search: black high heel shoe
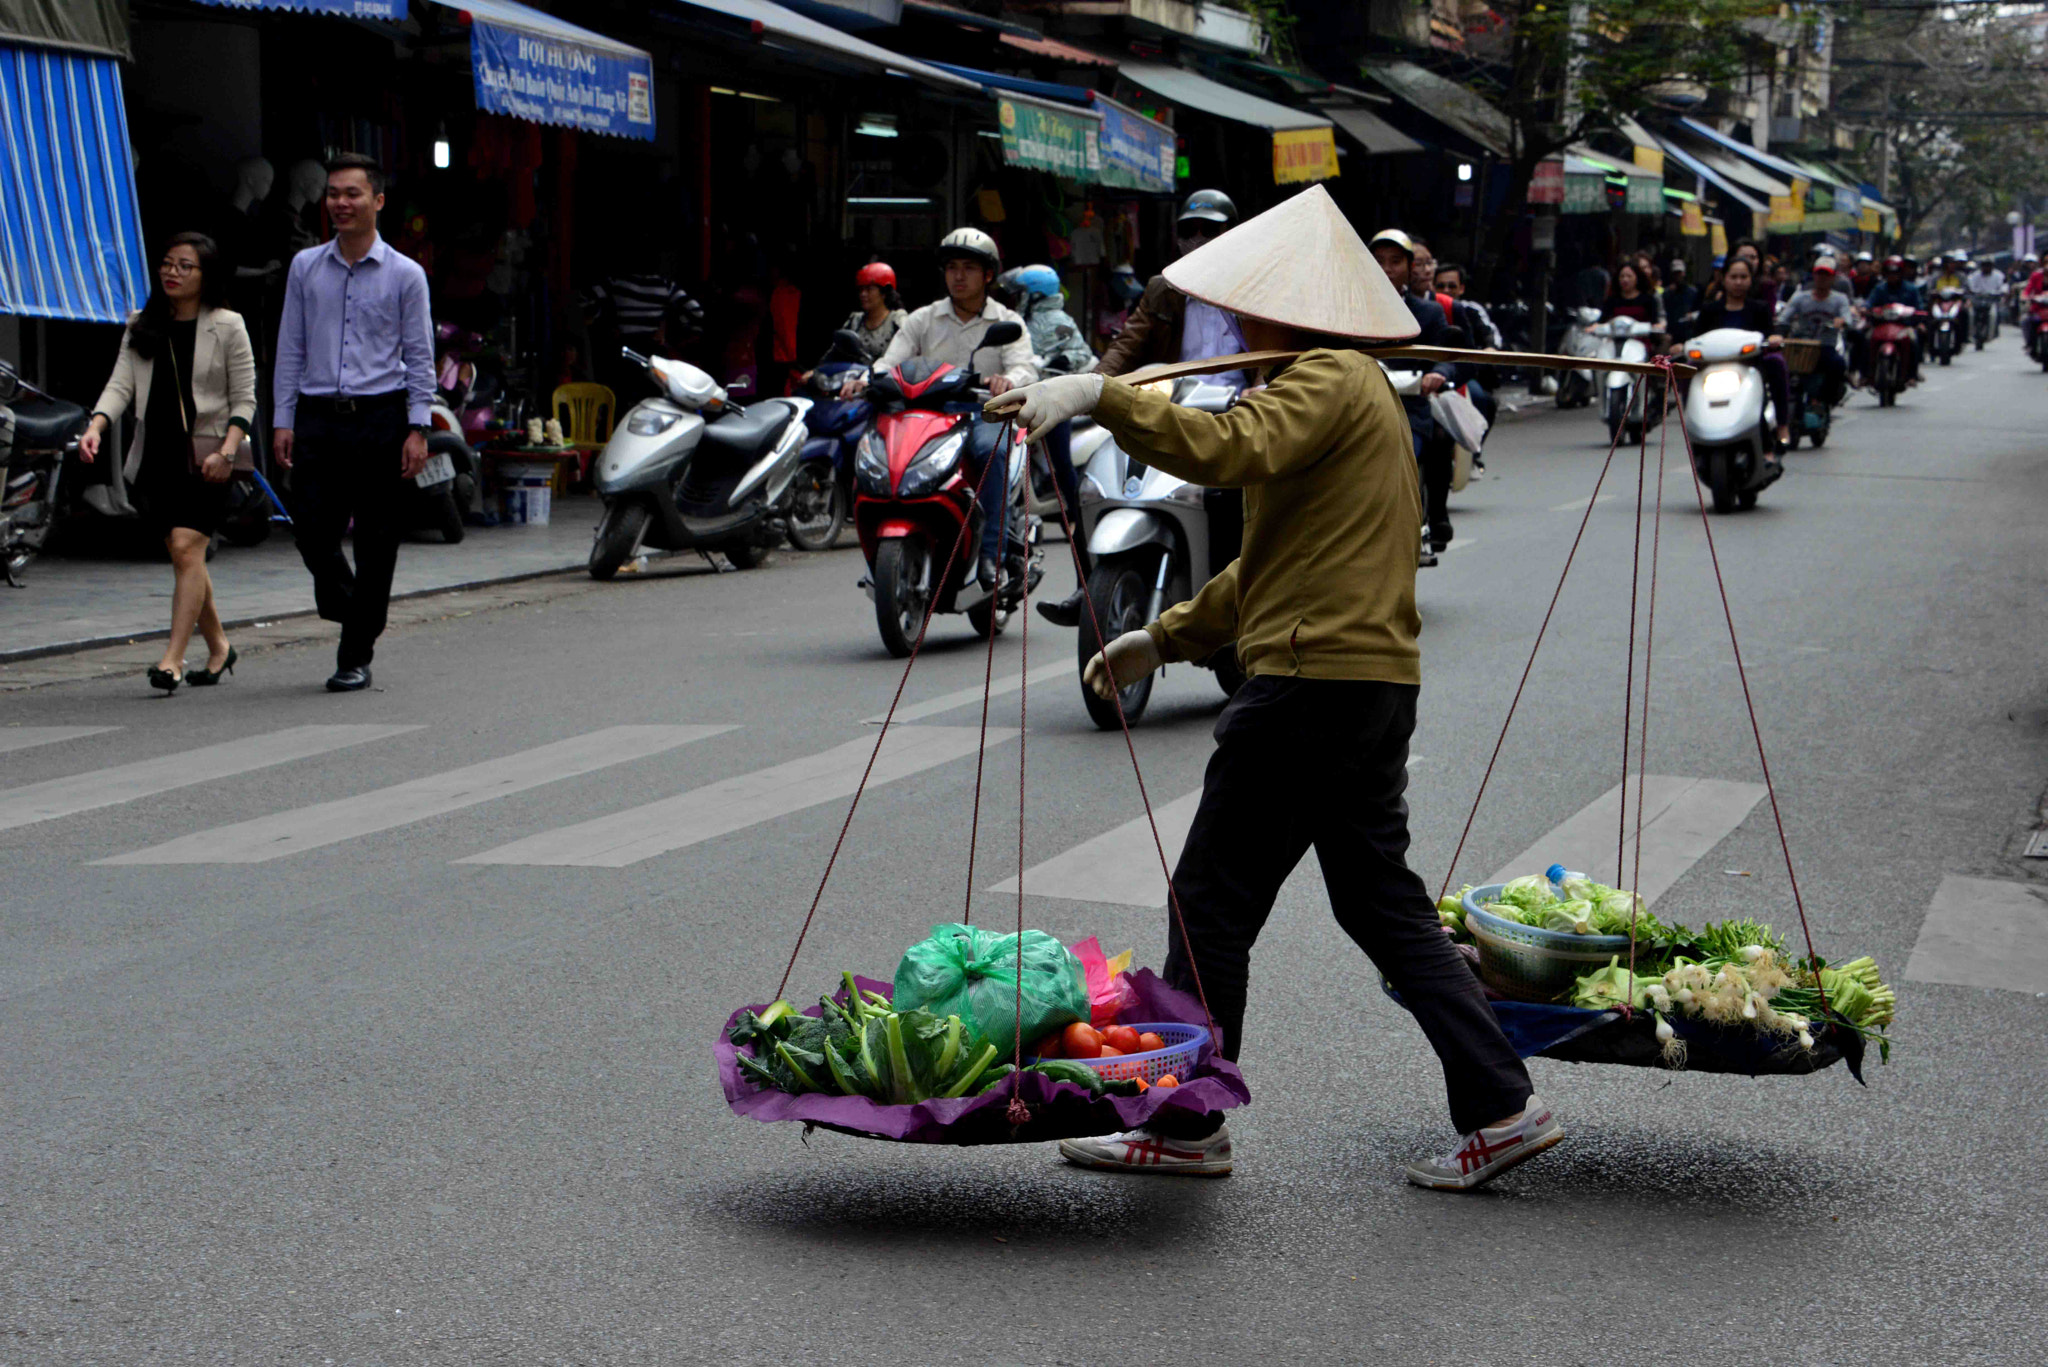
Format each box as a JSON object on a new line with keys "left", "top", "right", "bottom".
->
{"left": 147, "top": 666, "right": 183, "bottom": 694}
{"left": 187, "top": 646, "right": 238, "bottom": 686}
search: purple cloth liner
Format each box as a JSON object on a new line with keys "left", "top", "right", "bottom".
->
{"left": 717, "top": 970, "right": 1251, "bottom": 1146}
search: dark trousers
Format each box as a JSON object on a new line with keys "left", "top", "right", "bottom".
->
{"left": 966, "top": 416, "right": 1011, "bottom": 562}
{"left": 1161, "top": 677, "right": 1532, "bottom": 1137}
{"left": 1413, "top": 429, "right": 1453, "bottom": 546}
{"left": 291, "top": 396, "right": 409, "bottom": 670}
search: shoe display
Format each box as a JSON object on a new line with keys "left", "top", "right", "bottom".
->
{"left": 326, "top": 665, "right": 373, "bottom": 692}
{"left": 1405, "top": 1096, "right": 1563, "bottom": 1191}
{"left": 1060, "top": 1123, "right": 1233, "bottom": 1176}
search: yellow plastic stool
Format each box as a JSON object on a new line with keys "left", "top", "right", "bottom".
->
{"left": 551, "top": 383, "right": 616, "bottom": 447}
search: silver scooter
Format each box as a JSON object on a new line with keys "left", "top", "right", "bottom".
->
{"left": 588, "top": 347, "right": 812, "bottom": 579}
{"left": 1680, "top": 327, "right": 1781, "bottom": 513}
{"left": 1070, "top": 375, "right": 1245, "bottom": 729}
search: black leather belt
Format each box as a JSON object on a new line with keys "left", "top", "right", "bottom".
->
{"left": 296, "top": 391, "right": 405, "bottom": 415}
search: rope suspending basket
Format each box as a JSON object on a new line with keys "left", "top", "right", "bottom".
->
{"left": 1392, "top": 360, "right": 1893, "bottom": 1083}
{"left": 718, "top": 417, "right": 1248, "bottom": 1146}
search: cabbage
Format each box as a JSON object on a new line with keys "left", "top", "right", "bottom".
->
{"left": 1498, "top": 874, "right": 1557, "bottom": 914}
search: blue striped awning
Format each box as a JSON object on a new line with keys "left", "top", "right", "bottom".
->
{"left": 0, "top": 45, "right": 148, "bottom": 325}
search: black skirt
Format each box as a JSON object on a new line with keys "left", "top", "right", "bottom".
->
{"left": 136, "top": 318, "right": 229, "bottom": 538}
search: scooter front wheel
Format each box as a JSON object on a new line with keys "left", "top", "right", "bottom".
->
{"left": 785, "top": 460, "right": 846, "bottom": 552}
{"left": 589, "top": 502, "right": 649, "bottom": 580}
{"left": 872, "top": 537, "right": 929, "bottom": 658}
{"left": 1077, "top": 558, "right": 1156, "bottom": 730}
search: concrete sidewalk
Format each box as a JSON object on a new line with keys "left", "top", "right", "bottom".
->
{"left": 1, "top": 494, "right": 605, "bottom": 662}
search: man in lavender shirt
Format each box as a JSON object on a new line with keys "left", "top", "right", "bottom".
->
{"left": 272, "top": 153, "right": 436, "bottom": 692}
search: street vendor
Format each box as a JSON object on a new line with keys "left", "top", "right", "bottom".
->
{"left": 985, "top": 184, "right": 1560, "bottom": 1190}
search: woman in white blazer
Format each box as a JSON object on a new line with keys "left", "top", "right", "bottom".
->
{"left": 79, "top": 233, "right": 257, "bottom": 693}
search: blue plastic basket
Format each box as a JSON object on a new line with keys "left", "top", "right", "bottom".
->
{"left": 1038, "top": 1022, "right": 1207, "bottom": 1085}
{"left": 1461, "top": 876, "right": 1635, "bottom": 1002}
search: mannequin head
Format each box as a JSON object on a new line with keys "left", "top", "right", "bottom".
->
{"left": 286, "top": 158, "right": 327, "bottom": 210}
{"left": 233, "top": 157, "right": 274, "bottom": 212}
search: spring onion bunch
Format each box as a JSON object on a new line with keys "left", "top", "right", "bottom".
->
{"left": 730, "top": 972, "right": 1003, "bottom": 1102}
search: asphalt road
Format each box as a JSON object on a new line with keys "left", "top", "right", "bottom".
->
{"left": 4, "top": 348, "right": 2047, "bottom": 1364}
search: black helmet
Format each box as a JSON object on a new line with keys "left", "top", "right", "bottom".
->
{"left": 1178, "top": 189, "right": 1237, "bottom": 228}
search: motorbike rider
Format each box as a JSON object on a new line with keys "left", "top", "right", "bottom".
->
{"left": 810, "top": 262, "right": 905, "bottom": 392}
{"left": 855, "top": 227, "right": 1038, "bottom": 589}
{"left": 1848, "top": 251, "right": 1879, "bottom": 300}
{"left": 2025, "top": 256, "right": 2048, "bottom": 355}
{"left": 1774, "top": 257, "right": 1853, "bottom": 406}
{"left": 1095, "top": 190, "right": 1248, "bottom": 391}
{"left": 2014, "top": 254, "right": 2039, "bottom": 323}
{"left": 1966, "top": 258, "right": 2006, "bottom": 343}
{"left": 989, "top": 264, "right": 1103, "bottom": 627}
{"left": 1673, "top": 255, "right": 1792, "bottom": 454}
{"left": 1431, "top": 261, "right": 1502, "bottom": 433}
{"left": 1864, "top": 255, "right": 1927, "bottom": 385}
{"left": 1930, "top": 254, "right": 1966, "bottom": 296}
{"left": 1369, "top": 228, "right": 1470, "bottom": 564}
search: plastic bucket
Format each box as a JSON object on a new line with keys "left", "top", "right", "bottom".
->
{"left": 499, "top": 460, "right": 554, "bottom": 526}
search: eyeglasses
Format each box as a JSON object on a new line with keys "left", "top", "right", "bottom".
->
{"left": 159, "top": 260, "right": 200, "bottom": 276}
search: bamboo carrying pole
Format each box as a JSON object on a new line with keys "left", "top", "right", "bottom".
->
{"left": 1118, "top": 346, "right": 1695, "bottom": 386}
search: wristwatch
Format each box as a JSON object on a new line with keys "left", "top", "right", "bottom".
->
{"left": 409, "top": 423, "right": 430, "bottom": 438}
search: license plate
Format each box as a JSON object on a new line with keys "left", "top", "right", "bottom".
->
{"left": 415, "top": 451, "right": 455, "bottom": 487}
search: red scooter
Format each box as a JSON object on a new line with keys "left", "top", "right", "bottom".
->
{"left": 1866, "top": 303, "right": 1923, "bottom": 408}
{"left": 852, "top": 323, "right": 1038, "bottom": 657}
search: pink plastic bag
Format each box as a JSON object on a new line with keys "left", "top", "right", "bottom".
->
{"left": 1070, "top": 937, "right": 1141, "bottom": 1028}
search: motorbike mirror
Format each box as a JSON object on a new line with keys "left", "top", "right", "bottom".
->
{"left": 979, "top": 321, "right": 1023, "bottom": 347}
{"left": 620, "top": 346, "right": 650, "bottom": 369}
{"left": 830, "top": 329, "right": 867, "bottom": 354}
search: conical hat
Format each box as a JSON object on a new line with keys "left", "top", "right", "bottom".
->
{"left": 1163, "top": 184, "right": 1419, "bottom": 342}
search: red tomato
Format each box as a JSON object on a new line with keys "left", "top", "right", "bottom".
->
{"left": 1101, "top": 1025, "right": 1141, "bottom": 1054}
{"left": 1098, "top": 1046, "right": 1124, "bottom": 1058}
{"left": 1155, "top": 1074, "right": 1179, "bottom": 1088}
{"left": 1034, "top": 1033, "right": 1063, "bottom": 1059}
{"left": 1062, "top": 1022, "right": 1103, "bottom": 1059}
{"left": 1136, "top": 1031, "right": 1166, "bottom": 1053}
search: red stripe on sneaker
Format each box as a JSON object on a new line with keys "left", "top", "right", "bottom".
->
{"left": 1456, "top": 1130, "right": 1524, "bottom": 1175}
{"left": 1120, "top": 1138, "right": 1208, "bottom": 1166}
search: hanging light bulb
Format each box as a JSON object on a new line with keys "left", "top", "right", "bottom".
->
{"left": 433, "top": 122, "right": 451, "bottom": 170}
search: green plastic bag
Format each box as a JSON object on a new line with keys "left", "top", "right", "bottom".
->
{"left": 892, "top": 923, "right": 1089, "bottom": 1055}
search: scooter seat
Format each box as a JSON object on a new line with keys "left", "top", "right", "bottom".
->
{"left": 699, "top": 400, "right": 795, "bottom": 459}
{"left": 6, "top": 399, "right": 85, "bottom": 448}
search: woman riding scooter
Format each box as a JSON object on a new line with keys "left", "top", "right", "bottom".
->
{"left": 1671, "top": 256, "right": 1791, "bottom": 453}
{"left": 816, "top": 264, "right": 907, "bottom": 392}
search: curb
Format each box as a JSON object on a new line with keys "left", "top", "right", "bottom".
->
{"left": 0, "top": 560, "right": 586, "bottom": 665}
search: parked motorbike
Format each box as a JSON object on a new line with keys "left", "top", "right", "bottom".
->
{"left": 0, "top": 358, "right": 84, "bottom": 585}
{"left": 1679, "top": 328, "right": 1782, "bottom": 513}
{"left": 1554, "top": 306, "right": 1602, "bottom": 409}
{"left": 789, "top": 330, "right": 873, "bottom": 551}
{"left": 851, "top": 321, "right": 1038, "bottom": 657}
{"left": 1866, "top": 303, "right": 1922, "bottom": 406}
{"left": 1069, "top": 374, "right": 1245, "bottom": 728}
{"left": 1590, "top": 316, "right": 1660, "bottom": 445}
{"left": 588, "top": 347, "right": 811, "bottom": 579}
{"left": 1929, "top": 288, "right": 1964, "bottom": 366}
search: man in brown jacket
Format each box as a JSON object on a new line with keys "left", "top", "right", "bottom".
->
{"left": 988, "top": 185, "right": 1560, "bottom": 1193}
{"left": 1094, "top": 189, "right": 1247, "bottom": 389}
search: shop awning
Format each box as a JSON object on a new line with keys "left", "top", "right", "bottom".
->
{"left": 1354, "top": 59, "right": 1511, "bottom": 159}
{"left": 192, "top": 0, "right": 407, "bottom": 18}
{"left": 0, "top": 44, "right": 148, "bottom": 323}
{"left": 1677, "top": 116, "right": 1809, "bottom": 184}
{"left": 453, "top": 0, "right": 654, "bottom": 139}
{"left": 0, "top": 0, "right": 130, "bottom": 56}
{"left": 1655, "top": 134, "right": 1770, "bottom": 215}
{"left": 1325, "top": 105, "right": 1422, "bottom": 156}
{"left": 999, "top": 30, "right": 1117, "bottom": 67}
{"left": 1120, "top": 62, "right": 1336, "bottom": 184}
{"left": 929, "top": 61, "right": 1092, "bottom": 105}
{"left": 664, "top": 0, "right": 980, "bottom": 93}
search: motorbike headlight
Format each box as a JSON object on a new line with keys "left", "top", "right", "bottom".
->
{"left": 854, "top": 428, "right": 890, "bottom": 494}
{"left": 1701, "top": 368, "right": 1743, "bottom": 400}
{"left": 898, "top": 431, "right": 965, "bottom": 498}
{"left": 627, "top": 408, "right": 682, "bottom": 436}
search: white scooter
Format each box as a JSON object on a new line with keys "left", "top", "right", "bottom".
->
{"left": 1554, "top": 306, "right": 1602, "bottom": 409}
{"left": 1679, "top": 328, "right": 1781, "bottom": 514}
{"left": 1589, "top": 316, "right": 1661, "bottom": 446}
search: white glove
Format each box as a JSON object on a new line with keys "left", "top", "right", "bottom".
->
{"left": 1083, "top": 628, "right": 1164, "bottom": 701}
{"left": 982, "top": 372, "right": 1103, "bottom": 443}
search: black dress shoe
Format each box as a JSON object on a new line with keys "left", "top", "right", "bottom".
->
{"left": 187, "top": 645, "right": 238, "bottom": 686}
{"left": 1036, "top": 587, "right": 1086, "bottom": 627}
{"left": 326, "top": 665, "right": 372, "bottom": 692}
{"left": 977, "top": 555, "right": 1000, "bottom": 590}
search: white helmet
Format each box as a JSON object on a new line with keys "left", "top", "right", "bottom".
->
{"left": 938, "top": 227, "right": 1000, "bottom": 274}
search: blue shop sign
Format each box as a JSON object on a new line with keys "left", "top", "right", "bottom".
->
{"left": 1093, "top": 92, "right": 1175, "bottom": 194}
{"left": 464, "top": 0, "right": 656, "bottom": 141}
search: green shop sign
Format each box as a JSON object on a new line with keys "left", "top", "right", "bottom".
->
{"left": 998, "top": 96, "right": 1100, "bottom": 181}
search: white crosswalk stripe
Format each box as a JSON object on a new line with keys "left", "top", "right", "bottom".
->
{"left": 95, "top": 726, "right": 734, "bottom": 865}
{"left": 0, "top": 726, "right": 119, "bottom": 755}
{"left": 458, "top": 725, "right": 1017, "bottom": 868}
{"left": 1481, "top": 774, "right": 1767, "bottom": 902}
{"left": 0, "top": 725, "right": 420, "bottom": 834}
{"left": 1906, "top": 875, "right": 2048, "bottom": 994}
{"left": 990, "top": 789, "right": 1203, "bottom": 907}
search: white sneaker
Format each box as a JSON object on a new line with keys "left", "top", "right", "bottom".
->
{"left": 1405, "top": 1096, "right": 1564, "bottom": 1191}
{"left": 1059, "top": 1123, "right": 1234, "bottom": 1177}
